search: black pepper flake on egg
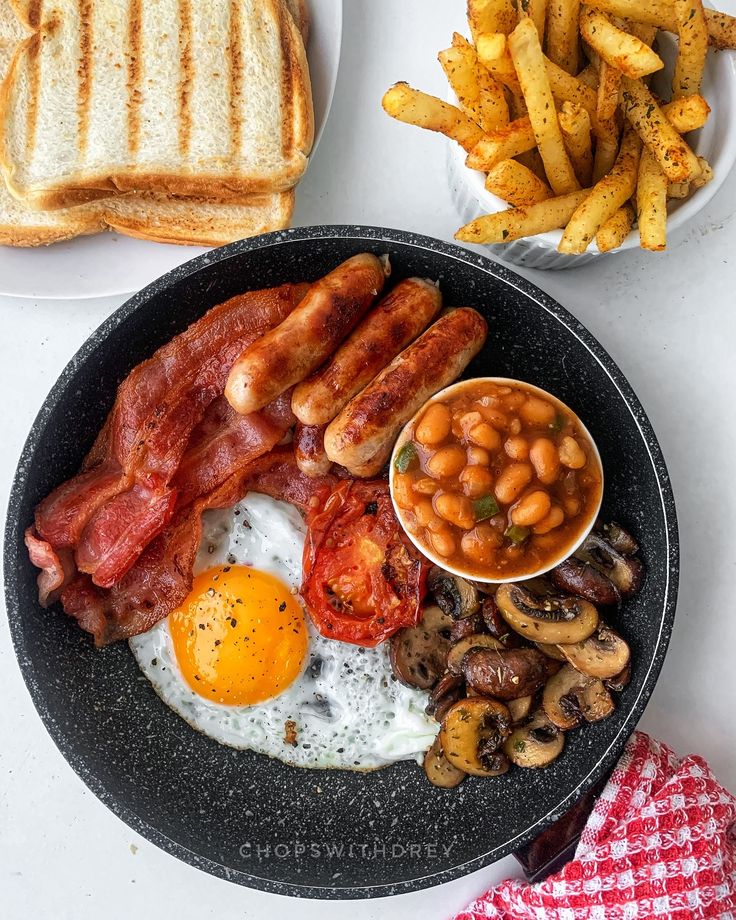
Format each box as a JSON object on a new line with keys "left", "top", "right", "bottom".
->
{"left": 223, "top": 566, "right": 231, "bottom": 573}
{"left": 279, "top": 601, "right": 287, "bottom": 612}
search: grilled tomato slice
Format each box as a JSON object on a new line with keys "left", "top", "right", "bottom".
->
{"left": 301, "top": 479, "right": 429, "bottom": 646}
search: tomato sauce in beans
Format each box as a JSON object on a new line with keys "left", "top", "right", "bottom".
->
{"left": 391, "top": 380, "right": 603, "bottom": 579}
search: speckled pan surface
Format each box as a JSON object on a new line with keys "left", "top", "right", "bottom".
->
{"left": 4, "top": 226, "right": 678, "bottom": 898}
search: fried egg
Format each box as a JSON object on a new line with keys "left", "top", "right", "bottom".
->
{"left": 130, "top": 493, "right": 439, "bottom": 770}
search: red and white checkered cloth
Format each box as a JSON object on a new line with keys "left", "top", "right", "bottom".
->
{"left": 455, "top": 732, "right": 736, "bottom": 920}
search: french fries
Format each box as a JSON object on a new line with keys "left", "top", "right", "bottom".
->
{"left": 382, "top": 0, "right": 732, "bottom": 256}
{"left": 661, "top": 94, "right": 711, "bottom": 133}
{"left": 382, "top": 83, "right": 485, "bottom": 153}
{"left": 637, "top": 147, "right": 668, "bottom": 251}
{"left": 456, "top": 190, "right": 589, "bottom": 243}
{"left": 547, "top": 0, "right": 582, "bottom": 74}
{"left": 692, "top": 156, "right": 713, "bottom": 190}
{"left": 592, "top": 124, "right": 620, "bottom": 182}
{"left": 579, "top": 6, "right": 664, "bottom": 79}
{"left": 673, "top": 0, "right": 708, "bottom": 97}
{"left": 584, "top": 0, "right": 675, "bottom": 29}
{"left": 485, "top": 158, "right": 553, "bottom": 205}
{"left": 596, "top": 202, "right": 635, "bottom": 251}
{"left": 620, "top": 77, "right": 701, "bottom": 183}
{"left": 558, "top": 101, "right": 593, "bottom": 186}
{"left": 519, "top": 0, "right": 548, "bottom": 41}
{"left": 452, "top": 33, "right": 510, "bottom": 129}
{"left": 705, "top": 10, "right": 736, "bottom": 51}
{"left": 440, "top": 38, "right": 509, "bottom": 133}
{"left": 508, "top": 18, "right": 580, "bottom": 194}
{"left": 543, "top": 59, "right": 603, "bottom": 136}
{"left": 467, "top": 0, "right": 518, "bottom": 42}
{"left": 596, "top": 60, "right": 622, "bottom": 121}
{"left": 466, "top": 117, "right": 537, "bottom": 170}
{"left": 559, "top": 126, "right": 641, "bottom": 253}
{"left": 476, "top": 33, "right": 522, "bottom": 91}
{"left": 587, "top": 0, "right": 736, "bottom": 49}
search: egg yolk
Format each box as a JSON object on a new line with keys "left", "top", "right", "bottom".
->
{"left": 169, "top": 565, "right": 308, "bottom": 706}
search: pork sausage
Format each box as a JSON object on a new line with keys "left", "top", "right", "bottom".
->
{"left": 291, "top": 277, "right": 442, "bottom": 426}
{"left": 293, "top": 422, "right": 332, "bottom": 478}
{"left": 323, "top": 308, "right": 488, "bottom": 477}
{"left": 225, "top": 254, "right": 388, "bottom": 415}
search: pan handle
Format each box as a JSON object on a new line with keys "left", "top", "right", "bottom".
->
{"left": 513, "top": 770, "right": 610, "bottom": 883}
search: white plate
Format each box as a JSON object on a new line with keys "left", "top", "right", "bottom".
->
{"left": 0, "top": 0, "right": 343, "bottom": 300}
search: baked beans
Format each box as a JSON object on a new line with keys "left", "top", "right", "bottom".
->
{"left": 392, "top": 380, "right": 603, "bottom": 579}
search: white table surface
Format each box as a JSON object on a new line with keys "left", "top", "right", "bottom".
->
{"left": 2, "top": 1, "right": 736, "bottom": 917}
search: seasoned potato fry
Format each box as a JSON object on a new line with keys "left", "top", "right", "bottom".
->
{"left": 476, "top": 32, "right": 523, "bottom": 91}
{"left": 691, "top": 156, "right": 713, "bottom": 189}
{"left": 452, "top": 32, "right": 510, "bottom": 129}
{"left": 508, "top": 87, "right": 529, "bottom": 119}
{"left": 661, "top": 94, "right": 711, "bottom": 133}
{"left": 519, "top": 0, "right": 548, "bottom": 40}
{"left": 382, "top": 83, "right": 485, "bottom": 152}
{"left": 587, "top": 0, "right": 736, "bottom": 48}
{"left": 509, "top": 19, "right": 580, "bottom": 194}
{"left": 705, "top": 9, "right": 736, "bottom": 50}
{"left": 596, "top": 201, "right": 635, "bottom": 251}
{"left": 584, "top": 0, "right": 674, "bottom": 28}
{"left": 620, "top": 76, "right": 702, "bottom": 182}
{"left": 468, "top": 0, "right": 518, "bottom": 41}
{"left": 577, "top": 61, "right": 600, "bottom": 88}
{"left": 544, "top": 58, "right": 606, "bottom": 135}
{"left": 520, "top": 147, "right": 550, "bottom": 180}
{"left": 597, "top": 60, "right": 622, "bottom": 121}
{"left": 547, "top": 0, "right": 582, "bottom": 74}
{"left": 626, "top": 20, "right": 658, "bottom": 47}
{"left": 559, "top": 101, "right": 593, "bottom": 186}
{"left": 559, "top": 125, "right": 641, "bottom": 253}
{"left": 592, "top": 123, "right": 621, "bottom": 182}
{"left": 485, "top": 158, "right": 553, "bottom": 205}
{"left": 667, "top": 181, "right": 690, "bottom": 199}
{"left": 673, "top": 0, "right": 708, "bottom": 97}
{"left": 637, "top": 147, "right": 668, "bottom": 250}
{"left": 439, "top": 44, "right": 486, "bottom": 127}
{"left": 466, "top": 117, "right": 537, "bottom": 169}
{"left": 477, "top": 30, "right": 510, "bottom": 59}
{"left": 456, "top": 189, "right": 590, "bottom": 243}
{"left": 579, "top": 6, "right": 664, "bottom": 78}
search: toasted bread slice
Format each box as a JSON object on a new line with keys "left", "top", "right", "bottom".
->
{"left": 1, "top": 0, "right": 313, "bottom": 209}
{"left": 0, "top": 179, "right": 295, "bottom": 247}
{"left": 285, "top": 0, "right": 310, "bottom": 42}
{"left": 0, "top": 22, "right": 296, "bottom": 247}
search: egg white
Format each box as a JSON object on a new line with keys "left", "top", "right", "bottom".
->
{"left": 130, "top": 493, "right": 439, "bottom": 770}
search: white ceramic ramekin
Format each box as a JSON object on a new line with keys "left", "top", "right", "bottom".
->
{"left": 447, "top": 33, "right": 736, "bottom": 270}
{"left": 389, "top": 377, "right": 603, "bottom": 583}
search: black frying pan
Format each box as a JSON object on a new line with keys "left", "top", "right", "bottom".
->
{"left": 3, "top": 227, "right": 678, "bottom": 898}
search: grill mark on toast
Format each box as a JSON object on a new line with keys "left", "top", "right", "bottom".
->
{"left": 276, "top": 0, "right": 294, "bottom": 158}
{"left": 77, "top": 0, "right": 93, "bottom": 155}
{"left": 27, "top": 0, "right": 43, "bottom": 28}
{"left": 177, "top": 0, "right": 192, "bottom": 155}
{"left": 24, "top": 35, "right": 41, "bottom": 160}
{"left": 126, "top": 0, "right": 143, "bottom": 155}
{"left": 228, "top": 0, "right": 243, "bottom": 155}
